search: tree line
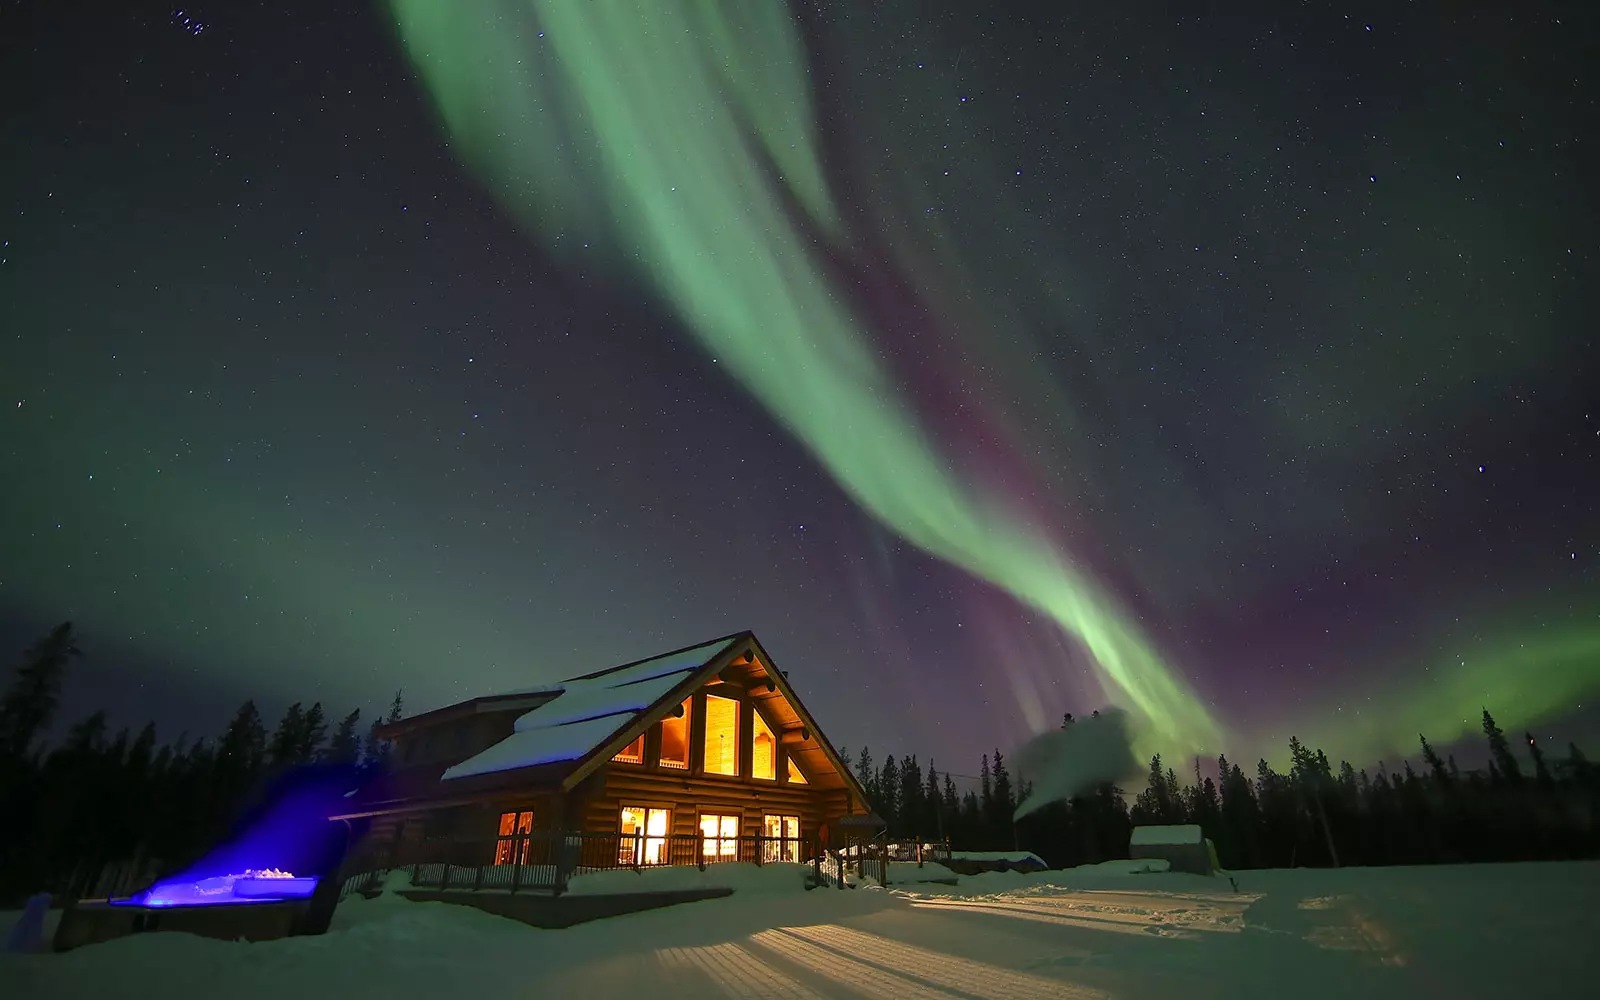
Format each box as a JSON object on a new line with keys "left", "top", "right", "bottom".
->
{"left": 850, "top": 709, "right": 1600, "bottom": 870}
{"left": 4, "top": 622, "right": 1597, "bottom": 902}
{"left": 0, "top": 623, "right": 401, "bottom": 903}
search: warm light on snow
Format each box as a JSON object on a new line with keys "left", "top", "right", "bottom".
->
{"left": 14, "top": 861, "right": 1596, "bottom": 997}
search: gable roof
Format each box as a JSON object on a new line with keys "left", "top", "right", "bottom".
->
{"left": 440, "top": 634, "right": 741, "bottom": 782}
{"left": 392, "top": 630, "right": 872, "bottom": 811}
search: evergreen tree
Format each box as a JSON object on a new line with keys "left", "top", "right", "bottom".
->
{"left": 1419, "top": 734, "right": 1451, "bottom": 786}
{"left": 980, "top": 754, "right": 992, "bottom": 818}
{"left": 267, "top": 703, "right": 305, "bottom": 770}
{"left": 1482, "top": 709, "right": 1522, "bottom": 784}
{"left": 990, "top": 749, "right": 1015, "bottom": 833}
{"left": 879, "top": 754, "right": 901, "bottom": 831}
{"left": 1525, "top": 733, "right": 1553, "bottom": 787}
{"left": 924, "top": 761, "right": 942, "bottom": 839}
{"left": 899, "top": 754, "right": 923, "bottom": 837}
{"left": 0, "top": 622, "right": 80, "bottom": 760}
{"left": 854, "top": 746, "right": 876, "bottom": 806}
{"left": 217, "top": 701, "right": 267, "bottom": 773}
{"left": 328, "top": 709, "right": 362, "bottom": 764}
{"left": 297, "top": 702, "right": 328, "bottom": 762}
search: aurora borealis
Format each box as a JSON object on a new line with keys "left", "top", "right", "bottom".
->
{"left": 2, "top": 3, "right": 1595, "bottom": 772}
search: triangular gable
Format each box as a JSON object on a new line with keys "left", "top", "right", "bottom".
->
{"left": 560, "top": 632, "right": 870, "bottom": 809}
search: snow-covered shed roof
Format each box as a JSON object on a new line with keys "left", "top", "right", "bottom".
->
{"left": 1130, "top": 824, "right": 1204, "bottom": 846}
{"left": 440, "top": 635, "right": 740, "bottom": 781}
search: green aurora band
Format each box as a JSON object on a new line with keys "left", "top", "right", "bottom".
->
{"left": 387, "top": 0, "right": 1223, "bottom": 758}
{"left": 387, "top": 2, "right": 1600, "bottom": 767}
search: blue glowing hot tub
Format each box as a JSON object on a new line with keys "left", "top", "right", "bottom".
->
{"left": 120, "top": 869, "right": 320, "bottom": 909}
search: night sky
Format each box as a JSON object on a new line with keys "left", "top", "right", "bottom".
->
{"left": 3, "top": 2, "right": 1596, "bottom": 775}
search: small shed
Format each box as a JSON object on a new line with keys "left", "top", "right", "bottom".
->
{"left": 1129, "top": 824, "right": 1217, "bottom": 876}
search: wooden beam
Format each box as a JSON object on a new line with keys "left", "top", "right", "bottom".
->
{"left": 780, "top": 727, "right": 811, "bottom": 746}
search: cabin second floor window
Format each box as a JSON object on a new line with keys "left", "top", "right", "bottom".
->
{"left": 703, "top": 694, "right": 739, "bottom": 776}
{"left": 751, "top": 711, "right": 775, "bottom": 780}
{"left": 612, "top": 733, "right": 644, "bottom": 764}
{"left": 786, "top": 758, "right": 807, "bottom": 784}
{"left": 659, "top": 697, "right": 690, "bottom": 769}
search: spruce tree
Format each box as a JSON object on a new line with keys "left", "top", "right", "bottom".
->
{"left": 1525, "top": 733, "right": 1553, "bottom": 787}
{"left": 854, "top": 746, "right": 875, "bottom": 805}
{"left": 991, "top": 750, "right": 1015, "bottom": 828}
{"left": 298, "top": 702, "right": 328, "bottom": 762}
{"left": 1481, "top": 709, "right": 1522, "bottom": 784}
{"left": 879, "top": 754, "right": 901, "bottom": 832}
{"left": 267, "top": 703, "right": 305, "bottom": 770}
{"left": 328, "top": 709, "right": 362, "bottom": 764}
{"left": 0, "top": 622, "right": 80, "bottom": 760}
{"left": 1419, "top": 734, "right": 1451, "bottom": 786}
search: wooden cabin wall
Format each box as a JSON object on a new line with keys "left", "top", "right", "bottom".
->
{"left": 580, "top": 766, "right": 852, "bottom": 842}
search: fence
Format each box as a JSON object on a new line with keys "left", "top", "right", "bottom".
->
{"left": 338, "top": 830, "right": 822, "bottom": 899}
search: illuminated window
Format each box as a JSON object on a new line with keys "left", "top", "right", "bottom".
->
{"left": 703, "top": 695, "right": 739, "bottom": 776}
{"left": 700, "top": 813, "right": 740, "bottom": 862}
{"left": 787, "top": 758, "right": 808, "bottom": 784}
{"left": 751, "top": 711, "right": 775, "bottom": 780}
{"left": 612, "top": 733, "right": 644, "bottom": 763}
{"left": 619, "top": 805, "right": 670, "bottom": 866}
{"left": 493, "top": 810, "right": 534, "bottom": 865}
{"left": 762, "top": 814, "right": 800, "bottom": 863}
{"left": 659, "top": 697, "right": 690, "bottom": 769}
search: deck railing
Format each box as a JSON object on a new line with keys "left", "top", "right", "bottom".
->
{"left": 338, "top": 831, "right": 822, "bottom": 899}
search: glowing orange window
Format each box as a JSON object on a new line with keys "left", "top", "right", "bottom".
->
{"left": 659, "top": 697, "right": 691, "bottom": 769}
{"left": 493, "top": 810, "right": 534, "bottom": 865}
{"left": 612, "top": 733, "right": 645, "bottom": 763}
{"left": 752, "top": 711, "right": 775, "bottom": 780}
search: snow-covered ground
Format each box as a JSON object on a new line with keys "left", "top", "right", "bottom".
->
{"left": 6, "top": 860, "right": 1596, "bottom": 998}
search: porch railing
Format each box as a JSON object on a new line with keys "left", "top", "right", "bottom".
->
{"left": 338, "top": 831, "right": 822, "bottom": 899}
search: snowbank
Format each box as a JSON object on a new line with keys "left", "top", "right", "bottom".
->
{"left": 10, "top": 861, "right": 1597, "bottom": 1000}
{"left": 949, "top": 851, "right": 1049, "bottom": 865}
{"left": 876, "top": 861, "right": 957, "bottom": 885}
{"left": 564, "top": 862, "right": 811, "bottom": 896}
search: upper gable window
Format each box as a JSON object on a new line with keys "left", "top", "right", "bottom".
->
{"left": 612, "top": 733, "right": 644, "bottom": 764}
{"left": 751, "top": 710, "right": 776, "bottom": 780}
{"left": 703, "top": 694, "right": 739, "bottom": 776}
{"left": 659, "top": 697, "right": 691, "bottom": 769}
{"left": 787, "top": 757, "right": 808, "bottom": 784}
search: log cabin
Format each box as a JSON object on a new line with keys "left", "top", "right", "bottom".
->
{"left": 331, "top": 631, "right": 875, "bottom": 870}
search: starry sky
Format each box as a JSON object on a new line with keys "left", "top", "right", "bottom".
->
{"left": 2, "top": 1, "right": 1596, "bottom": 774}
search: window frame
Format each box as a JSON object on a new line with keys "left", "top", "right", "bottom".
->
{"left": 493, "top": 809, "right": 535, "bottom": 865}
{"left": 701, "top": 693, "right": 740, "bottom": 777}
{"left": 618, "top": 803, "right": 673, "bottom": 866}
{"left": 698, "top": 810, "right": 742, "bottom": 863}
{"left": 611, "top": 731, "right": 645, "bottom": 764}
{"left": 750, "top": 706, "right": 777, "bottom": 781}
{"left": 658, "top": 696, "right": 692, "bottom": 770}
{"left": 761, "top": 813, "right": 802, "bottom": 863}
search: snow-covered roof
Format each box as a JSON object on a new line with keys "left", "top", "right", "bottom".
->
{"left": 1130, "top": 824, "right": 1204, "bottom": 846}
{"left": 441, "top": 636, "right": 740, "bottom": 781}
